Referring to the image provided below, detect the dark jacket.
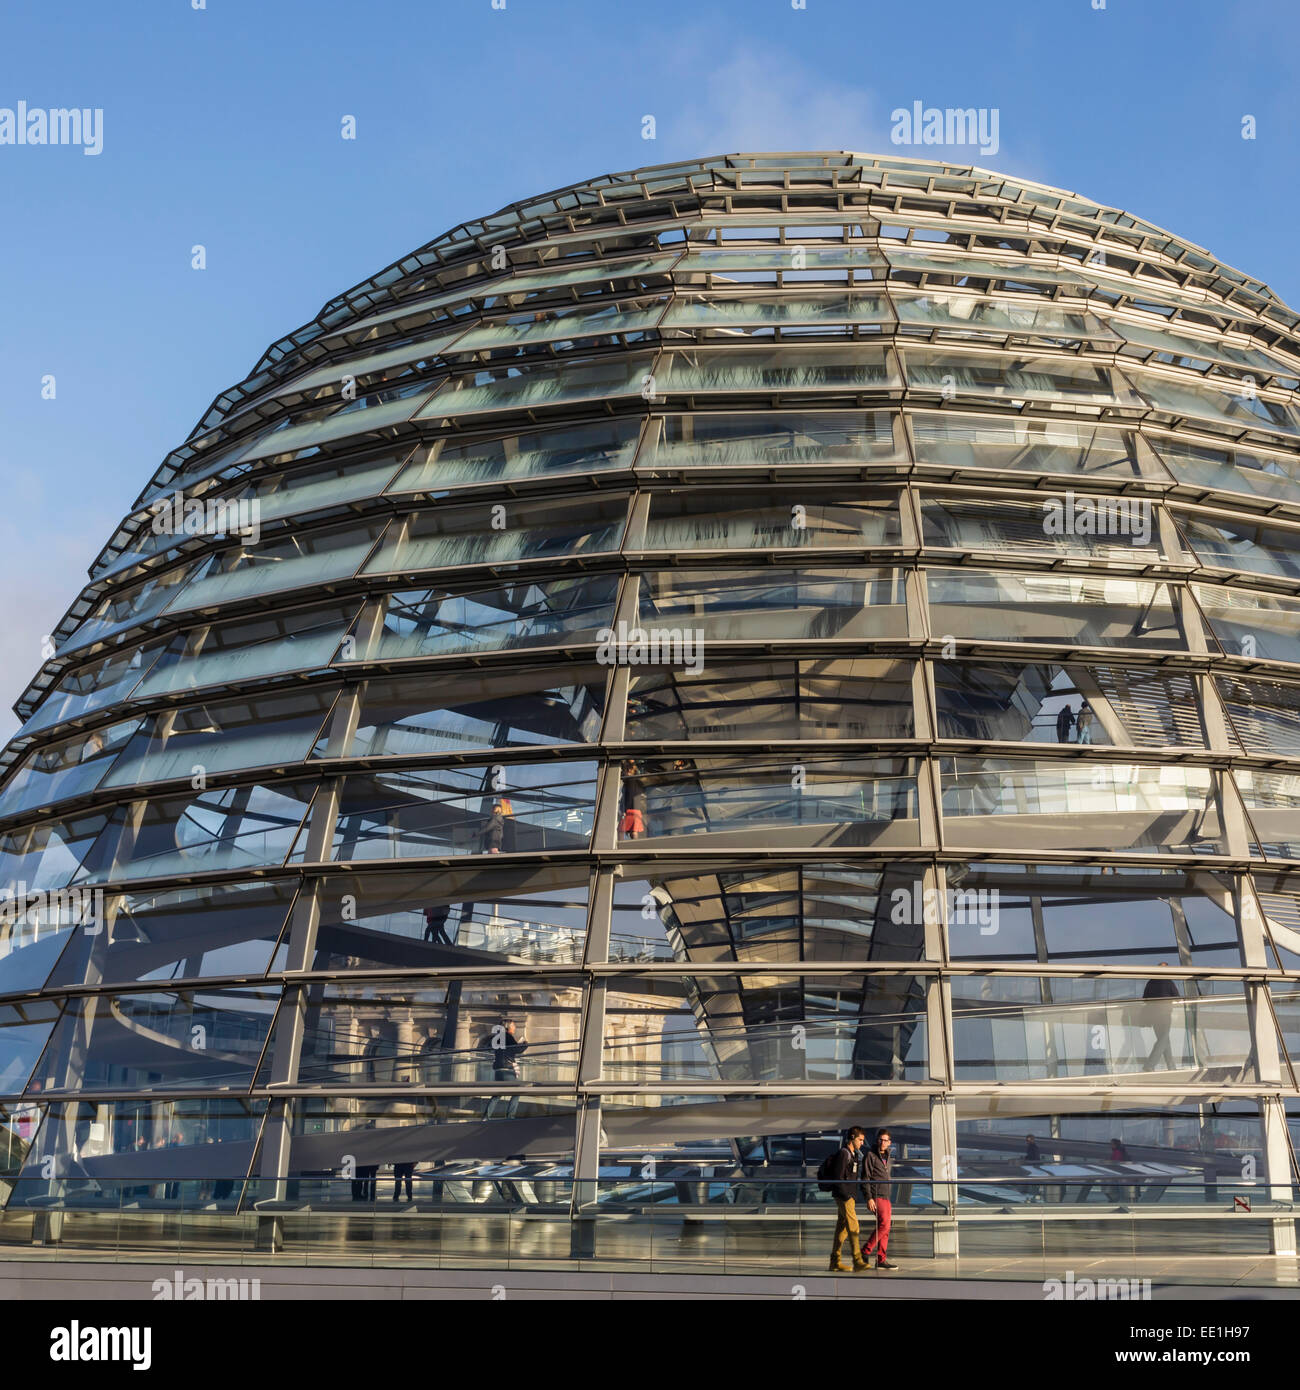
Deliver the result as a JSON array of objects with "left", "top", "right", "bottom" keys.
[
  {"left": 480, "top": 1029, "right": 528, "bottom": 1075},
  {"left": 861, "top": 1147, "right": 893, "bottom": 1202},
  {"left": 1143, "top": 978, "right": 1180, "bottom": 1000},
  {"left": 828, "top": 1145, "right": 860, "bottom": 1203}
]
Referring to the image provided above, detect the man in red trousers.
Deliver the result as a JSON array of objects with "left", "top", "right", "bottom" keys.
[{"left": 861, "top": 1129, "right": 898, "bottom": 1270}]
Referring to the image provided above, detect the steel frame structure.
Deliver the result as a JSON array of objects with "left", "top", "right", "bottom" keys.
[{"left": 3, "top": 152, "right": 1300, "bottom": 1263}]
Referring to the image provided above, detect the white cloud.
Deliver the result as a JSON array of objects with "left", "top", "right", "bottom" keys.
[
  {"left": 659, "top": 48, "right": 890, "bottom": 158},
  {"left": 651, "top": 43, "right": 1042, "bottom": 184}
]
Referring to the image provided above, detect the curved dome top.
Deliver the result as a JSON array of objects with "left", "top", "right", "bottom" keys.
[
  {"left": 182, "top": 151, "right": 1294, "bottom": 447},
  {"left": 11, "top": 148, "right": 1300, "bottom": 733}
]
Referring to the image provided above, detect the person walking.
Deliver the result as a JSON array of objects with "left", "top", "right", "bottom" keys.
[
  {"left": 480, "top": 1018, "right": 529, "bottom": 1082},
  {"left": 423, "top": 903, "right": 452, "bottom": 943},
  {"left": 861, "top": 1129, "right": 898, "bottom": 1270},
  {"left": 827, "top": 1125, "right": 869, "bottom": 1273},
  {"left": 1105, "top": 1136, "right": 1132, "bottom": 1203},
  {"left": 1055, "top": 703, "right": 1076, "bottom": 744},
  {"left": 620, "top": 761, "right": 646, "bottom": 839},
  {"left": 1143, "top": 967, "right": 1181, "bottom": 1069},
  {"left": 481, "top": 803, "right": 506, "bottom": 854},
  {"left": 480, "top": 1017, "right": 528, "bottom": 1117}
]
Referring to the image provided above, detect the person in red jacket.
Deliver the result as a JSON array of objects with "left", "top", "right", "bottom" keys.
[{"left": 861, "top": 1129, "right": 899, "bottom": 1270}]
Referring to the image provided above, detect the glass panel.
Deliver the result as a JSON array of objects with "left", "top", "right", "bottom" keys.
[
  {"left": 308, "top": 864, "right": 591, "bottom": 969},
  {"left": 321, "top": 667, "right": 607, "bottom": 758},
  {"left": 265, "top": 976, "right": 584, "bottom": 1087},
  {"left": 232, "top": 380, "right": 438, "bottom": 464},
  {"left": 9, "top": 1098, "right": 263, "bottom": 1209},
  {"left": 0, "top": 908, "right": 76, "bottom": 996},
  {"left": 1193, "top": 583, "right": 1300, "bottom": 665},
  {"left": 284, "top": 1096, "right": 577, "bottom": 1202},
  {"left": 131, "top": 601, "right": 359, "bottom": 699},
  {"left": 0, "top": 717, "right": 142, "bottom": 818},
  {"left": 238, "top": 453, "right": 406, "bottom": 523},
  {"left": 352, "top": 575, "right": 618, "bottom": 662},
  {"left": 274, "top": 329, "right": 465, "bottom": 396},
  {"left": 1132, "top": 371, "right": 1300, "bottom": 438},
  {"left": 72, "top": 780, "right": 318, "bottom": 884},
  {"left": 1146, "top": 435, "right": 1300, "bottom": 504},
  {"left": 639, "top": 567, "right": 908, "bottom": 641},
  {"left": 28, "top": 987, "right": 280, "bottom": 1094},
  {"left": 1115, "top": 317, "right": 1300, "bottom": 382},
  {"left": 414, "top": 352, "right": 654, "bottom": 420},
  {"left": 390, "top": 418, "right": 641, "bottom": 491},
  {"left": 927, "top": 569, "right": 1187, "bottom": 651},
  {"left": 951, "top": 974, "right": 1255, "bottom": 1081},
  {"left": 885, "top": 246, "right": 1095, "bottom": 290},
  {"left": 166, "top": 519, "right": 387, "bottom": 611},
  {"left": 955, "top": 1105, "right": 1262, "bottom": 1208},
  {"left": 902, "top": 348, "right": 1142, "bottom": 407},
  {"left": 662, "top": 290, "right": 892, "bottom": 330},
  {"left": 303, "top": 763, "right": 598, "bottom": 862},
  {"left": 933, "top": 660, "right": 1206, "bottom": 748},
  {"left": 1234, "top": 769, "right": 1300, "bottom": 860},
  {"left": 643, "top": 410, "right": 903, "bottom": 470},
  {"left": 59, "top": 562, "right": 196, "bottom": 657},
  {"left": 0, "top": 810, "right": 116, "bottom": 895},
  {"left": 600, "top": 972, "right": 928, "bottom": 1083},
  {"left": 940, "top": 757, "right": 1226, "bottom": 854},
  {"left": 102, "top": 688, "right": 338, "bottom": 787},
  {"left": 1177, "top": 513, "right": 1300, "bottom": 579},
  {"left": 677, "top": 246, "right": 885, "bottom": 274},
  {"left": 609, "top": 861, "right": 928, "bottom": 963},
  {"left": 0, "top": 1001, "right": 61, "bottom": 1093},
  {"left": 626, "top": 659, "right": 914, "bottom": 740},
  {"left": 644, "top": 490, "right": 900, "bottom": 551},
  {"left": 620, "top": 755, "right": 920, "bottom": 848},
  {"left": 20, "top": 641, "right": 168, "bottom": 738},
  {"left": 447, "top": 300, "right": 663, "bottom": 351},
  {"left": 598, "top": 1093, "right": 931, "bottom": 1213},
  {"left": 922, "top": 493, "right": 1160, "bottom": 561},
  {"left": 908, "top": 411, "right": 1148, "bottom": 481},
  {"left": 894, "top": 290, "right": 1117, "bottom": 344},
  {"left": 339, "top": 256, "right": 676, "bottom": 342},
  {"left": 107, "top": 457, "right": 404, "bottom": 580},
  {"left": 46, "top": 879, "right": 297, "bottom": 988},
  {"left": 946, "top": 861, "right": 1244, "bottom": 965},
  {"left": 661, "top": 345, "right": 898, "bottom": 393},
  {"left": 361, "top": 496, "right": 627, "bottom": 574},
  {"left": 1217, "top": 673, "right": 1300, "bottom": 756}
]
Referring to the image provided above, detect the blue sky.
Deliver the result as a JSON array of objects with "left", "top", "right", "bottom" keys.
[{"left": 0, "top": 0, "right": 1296, "bottom": 731}]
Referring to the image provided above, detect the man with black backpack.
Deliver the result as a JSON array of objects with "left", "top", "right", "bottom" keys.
[{"left": 820, "top": 1125, "right": 869, "bottom": 1272}]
